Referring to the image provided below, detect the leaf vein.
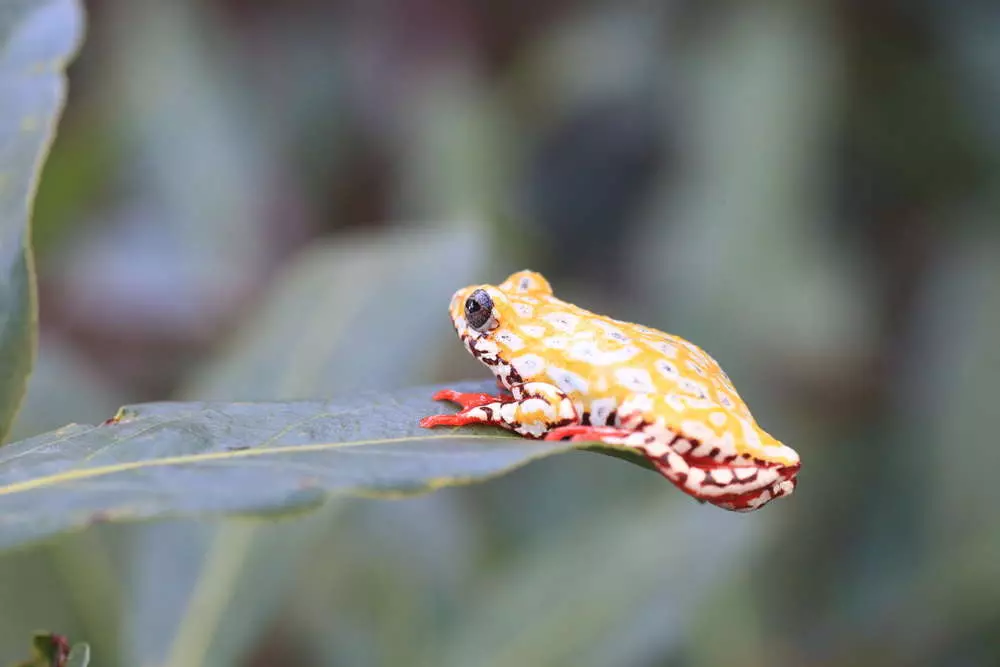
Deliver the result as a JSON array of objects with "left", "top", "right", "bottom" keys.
[{"left": 0, "top": 434, "right": 521, "bottom": 497}]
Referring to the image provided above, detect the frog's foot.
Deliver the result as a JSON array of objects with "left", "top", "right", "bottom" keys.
[
  {"left": 428, "top": 388, "right": 506, "bottom": 411},
  {"left": 420, "top": 382, "right": 577, "bottom": 439},
  {"left": 420, "top": 389, "right": 514, "bottom": 430}
]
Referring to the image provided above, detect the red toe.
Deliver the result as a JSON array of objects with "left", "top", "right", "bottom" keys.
[
  {"left": 430, "top": 389, "right": 509, "bottom": 410},
  {"left": 420, "top": 414, "right": 465, "bottom": 428}
]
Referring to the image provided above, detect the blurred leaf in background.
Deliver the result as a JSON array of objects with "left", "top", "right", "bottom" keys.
[
  {"left": 1, "top": 0, "right": 1000, "bottom": 665},
  {"left": 11, "top": 632, "right": 89, "bottom": 667},
  {"left": 0, "top": 0, "right": 82, "bottom": 441}
]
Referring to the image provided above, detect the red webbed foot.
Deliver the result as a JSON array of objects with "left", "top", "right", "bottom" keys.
[
  {"left": 429, "top": 388, "right": 504, "bottom": 410},
  {"left": 419, "top": 389, "right": 515, "bottom": 429}
]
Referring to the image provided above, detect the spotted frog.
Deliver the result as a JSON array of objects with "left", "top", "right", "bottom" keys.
[{"left": 420, "top": 270, "right": 800, "bottom": 511}]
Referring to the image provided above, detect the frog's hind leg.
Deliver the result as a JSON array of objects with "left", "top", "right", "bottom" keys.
[
  {"left": 421, "top": 382, "right": 577, "bottom": 439},
  {"left": 543, "top": 425, "right": 634, "bottom": 442},
  {"left": 544, "top": 393, "right": 796, "bottom": 511},
  {"left": 649, "top": 450, "right": 798, "bottom": 512}
]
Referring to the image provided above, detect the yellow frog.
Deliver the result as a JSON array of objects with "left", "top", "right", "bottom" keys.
[{"left": 421, "top": 270, "right": 800, "bottom": 511}]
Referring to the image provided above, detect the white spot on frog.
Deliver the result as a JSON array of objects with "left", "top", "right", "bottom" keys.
[
  {"left": 495, "top": 330, "right": 525, "bottom": 351},
  {"left": 672, "top": 438, "right": 693, "bottom": 455},
  {"left": 647, "top": 340, "right": 679, "bottom": 358},
  {"left": 567, "top": 341, "right": 640, "bottom": 365},
  {"left": 614, "top": 367, "right": 655, "bottom": 393},
  {"left": 475, "top": 339, "right": 500, "bottom": 357},
  {"left": 513, "top": 303, "right": 534, "bottom": 318},
  {"left": 518, "top": 421, "right": 548, "bottom": 438},
  {"left": 593, "top": 320, "right": 631, "bottom": 342},
  {"left": 716, "top": 391, "right": 734, "bottom": 408},
  {"left": 709, "top": 411, "right": 727, "bottom": 427},
  {"left": 588, "top": 397, "right": 618, "bottom": 426},
  {"left": 654, "top": 359, "right": 679, "bottom": 379},
  {"left": 547, "top": 366, "right": 590, "bottom": 396},
  {"left": 544, "top": 336, "right": 570, "bottom": 350},
  {"left": 680, "top": 378, "right": 708, "bottom": 399},
  {"left": 665, "top": 393, "right": 687, "bottom": 413},
  {"left": 542, "top": 312, "right": 579, "bottom": 333},
  {"left": 500, "top": 403, "right": 518, "bottom": 423},
  {"left": 686, "top": 360, "right": 708, "bottom": 377},
  {"left": 709, "top": 468, "right": 734, "bottom": 486},
  {"left": 510, "top": 354, "right": 546, "bottom": 378},
  {"left": 618, "top": 393, "right": 655, "bottom": 428},
  {"left": 520, "top": 325, "right": 547, "bottom": 339},
  {"left": 681, "top": 396, "right": 716, "bottom": 410},
  {"left": 682, "top": 420, "right": 720, "bottom": 449}
]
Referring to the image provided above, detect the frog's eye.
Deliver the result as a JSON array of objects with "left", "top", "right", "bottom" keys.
[{"left": 464, "top": 289, "right": 495, "bottom": 331}]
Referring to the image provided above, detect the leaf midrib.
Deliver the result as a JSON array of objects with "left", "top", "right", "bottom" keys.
[{"left": 0, "top": 433, "right": 524, "bottom": 497}]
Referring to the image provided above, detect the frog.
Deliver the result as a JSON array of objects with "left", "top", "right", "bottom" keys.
[{"left": 420, "top": 270, "right": 801, "bottom": 512}]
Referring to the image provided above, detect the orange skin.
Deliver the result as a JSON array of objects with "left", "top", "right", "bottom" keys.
[{"left": 421, "top": 271, "right": 800, "bottom": 511}]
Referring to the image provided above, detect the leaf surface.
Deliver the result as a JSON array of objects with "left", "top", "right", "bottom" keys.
[
  {"left": 0, "top": 0, "right": 83, "bottom": 440},
  {"left": 0, "top": 381, "right": 641, "bottom": 552}
]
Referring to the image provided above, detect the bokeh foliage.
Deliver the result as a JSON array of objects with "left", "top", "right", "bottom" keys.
[
  {"left": 0, "top": 0, "right": 81, "bottom": 441},
  {"left": 2, "top": 0, "right": 1000, "bottom": 666}
]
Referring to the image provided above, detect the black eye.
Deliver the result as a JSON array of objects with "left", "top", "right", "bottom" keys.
[{"left": 464, "top": 289, "right": 494, "bottom": 331}]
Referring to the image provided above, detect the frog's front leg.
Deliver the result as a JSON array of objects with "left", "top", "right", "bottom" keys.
[{"left": 421, "top": 382, "right": 577, "bottom": 438}]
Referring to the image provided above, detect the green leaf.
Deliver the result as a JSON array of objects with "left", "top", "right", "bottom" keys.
[
  {"left": 0, "top": 0, "right": 84, "bottom": 441},
  {"left": 149, "top": 228, "right": 485, "bottom": 667},
  {"left": 0, "top": 381, "right": 641, "bottom": 553}
]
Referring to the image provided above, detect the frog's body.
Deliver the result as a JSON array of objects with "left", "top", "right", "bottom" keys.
[{"left": 421, "top": 270, "right": 800, "bottom": 511}]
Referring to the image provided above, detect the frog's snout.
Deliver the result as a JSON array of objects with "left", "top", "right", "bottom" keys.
[{"left": 449, "top": 289, "right": 464, "bottom": 313}]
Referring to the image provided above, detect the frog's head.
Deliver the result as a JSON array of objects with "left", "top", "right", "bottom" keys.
[{"left": 448, "top": 270, "right": 553, "bottom": 386}]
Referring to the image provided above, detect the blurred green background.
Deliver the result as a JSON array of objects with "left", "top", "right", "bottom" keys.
[{"left": 3, "top": 0, "right": 1000, "bottom": 665}]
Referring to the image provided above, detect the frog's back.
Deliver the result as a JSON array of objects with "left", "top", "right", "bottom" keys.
[{"left": 502, "top": 292, "right": 753, "bottom": 421}]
